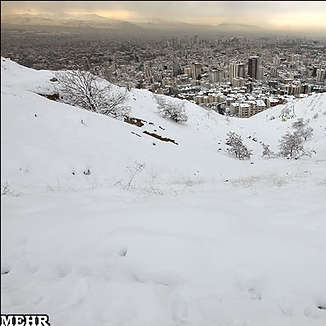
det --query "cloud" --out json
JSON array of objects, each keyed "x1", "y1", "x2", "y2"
[{"x1": 2, "y1": 1, "x2": 326, "y2": 30}]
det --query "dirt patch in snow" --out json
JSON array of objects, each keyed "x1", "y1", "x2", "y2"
[
  {"x1": 37, "y1": 93, "x2": 60, "y2": 101},
  {"x1": 143, "y1": 131, "x2": 178, "y2": 145},
  {"x1": 124, "y1": 116, "x2": 146, "y2": 127}
]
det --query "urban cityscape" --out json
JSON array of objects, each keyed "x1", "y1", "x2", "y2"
[{"x1": 2, "y1": 25, "x2": 326, "y2": 118}]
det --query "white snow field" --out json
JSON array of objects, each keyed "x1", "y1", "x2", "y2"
[{"x1": 1, "y1": 57, "x2": 326, "y2": 326}]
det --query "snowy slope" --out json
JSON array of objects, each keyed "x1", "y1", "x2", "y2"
[
  {"x1": 1, "y1": 58, "x2": 326, "y2": 326},
  {"x1": 2, "y1": 57, "x2": 326, "y2": 194}
]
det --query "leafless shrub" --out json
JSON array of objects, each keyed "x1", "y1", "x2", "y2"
[
  {"x1": 1, "y1": 182, "x2": 10, "y2": 196},
  {"x1": 279, "y1": 104, "x2": 295, "y2": 120},
  {"x1": 292, "y1": 118, "x2": 313, "y2": 141},
  {"x1": 279, "y1": 131, "x2": 305, "y2": 159},
  {"x1": 125, "y1": 162, "x2": 145, "y2": 189},
  {"x1": 292, "y1": 118, "x2": 305, "y2": 130},
  {"x1": 226, "y1": 131, "x2": 252, "y2": 160},
  {"x1": 261, "y1": 143, "x2": 275, "y2": 158},
  {"x1": 114, "y1": 162, "x2": 146, "y2": 191},
  {"x1": 55, "y1": 69, "x2": 130, "y2": 119},
  {"x1": 301, "y1": 126, "x2": 314, "y2": 141},
  {"x1": 1, "y1": 182, "x2": 20, "y2": 197},
  {"x1": 155, "y1": 96, "x2": 188, "y2": 123}
]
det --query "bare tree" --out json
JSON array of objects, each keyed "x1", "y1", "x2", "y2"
[
  {"x1": 226, "y1": 131, "x2": 252, "y2": 160},
  {"x1": 126, "y1": 162, "x2": 145, "y2": 190},
  {"x1": 155, "y1": 95, "x2": 188, "y2": 123},
  {"x1": 261, "y1": 143, "x2": 274, "y2": 158},
  {"x1": 114, "y1": 161, "x2": 145, "y2": 190},
  {"x1": 279, "y1": 103, "x2": 295, "y2": 120},
  {"x1": 292, "y1": 118, "x2": 305, "y2": 130},
  {"x1": 279, "y1": 131, "x2": 305, "y2": 159},
  {"x1": 279, "y1": 106, "x2": 291, "y2": 120},
  {"x1": 299, "y1": 126, "x2": 313, "y2": 141},
  {"x1": 292, "y1": 118, "x2": 313, "y2": 141},
  {"x1": 1, "y1": 182, "x2": 10, "y2": 196},
  {"x1": 55, "y1": 69, "x2": 130, "y2": 119}
]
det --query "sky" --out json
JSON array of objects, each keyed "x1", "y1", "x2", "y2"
[{"x1": 2, "y1": 1, "x2": 326, "y2": 32}]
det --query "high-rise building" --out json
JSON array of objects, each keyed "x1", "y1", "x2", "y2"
[
  {"x1": 192, "y1": 63, "x2": 202, "y2": 80},
  {"x1": 184, "y1": 66, "x2": 192, "y2": 78},
  {"x1": 172, "y1": 63, "x2": 182, "y2": 77},
  {"x1": 229, "y1": 63, "x2": 245, "y2": 80},
  {"x1": 229, "y1": 62, "x2": 238, "y2": 80},
  {"x1": 257, "y1": 66, "x2": 264, "y2": 80},
  {"x1": 248, "y1": 56, "x2": 261, "y2": 80},
  {"x1": 271, "y1": 66, "x2": 278, "y2": 77},
  {"x1": 144, "y1": 62, "x2": 152, "y2": 80},
  {"x1": 316, "y1": 69, "x2": 325, "y2": 82},
  {"x1": 208, "y1": 70, "x2": 219, "y2": 83},
  {"x1": 273, "y1": 56, "x2": 280, "y2": 66},
  {"x1": 312, "y1": 66, "x2": 318, "y2": 77},
  {"x1": 208, "y1": 69, "x2": 224, "y2": 83},
  {"x1": 237, "y1": 63, "x2": 245, "y2": 78}
]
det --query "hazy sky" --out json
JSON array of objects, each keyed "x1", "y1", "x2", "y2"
[{"x1": 2, "y1": 1, "x2": 326, "y2": 31}]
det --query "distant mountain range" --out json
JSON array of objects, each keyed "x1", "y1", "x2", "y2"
[
  {"x1": 2, "y1": 13, "x2": 142, "y2": 29},
  {"x1": 1, "y1": 13, "x2": 268, "y2": 36},
  {"x1": 3, "y1": 13, "x2": 323, "y2": 38}
]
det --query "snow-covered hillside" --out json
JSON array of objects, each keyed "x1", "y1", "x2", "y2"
[{"x1": 1, "y1": 58, "x2": 326, "y2": 326}]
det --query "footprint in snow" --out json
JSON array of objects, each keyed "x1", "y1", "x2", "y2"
[
  {"x1": 1, "y1": 264, "x2": 11, "y2": 275},
  {"x1": 119, "y1": 247, "x2": 128, "y2": 257}
]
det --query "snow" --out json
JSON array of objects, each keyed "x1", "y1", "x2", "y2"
[{"x1": 1, "y1": 57, "x2": 326, "y2": 325}]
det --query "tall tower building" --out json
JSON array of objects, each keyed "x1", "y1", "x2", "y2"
[
  {"x1": 208, "y1": 69, "x2": 223, "y2": 83},
  {"x1": 172, "y1": 62, "x2": 182, "y2": 77},
  {"x1": 316, "y1": 69, "x2": 325, "y2": 82},
  {"x1": 229, "y1": 62, "x2": 238, "y2": 80},
  {"x1": 229, "y1": 63, "x2": 245, "y2": 80},
  {"x1": 273, "y1": 55, "x2": 280, "y2": 66},
  {"x1": 237, "y1": 63, "x2": 245, "y2": 78},
  {"x1": 144, "y1": 62, "x2": 152, "y2": 80},
  {"x1": 257, "y1": 66, "x2": 264, "y2": 80},
  {"x1": 271, "y1": 66, "x2": 278, "y2": 77},
  {"x1": 248, "y1": 56, "x2": 261, "y2": 80},
  {"x1": 192, "y1": 63, "x2": 202, "y2": 80},
  {"x1": 184, "y1": 66, "x2": 192, "y2": 78}
]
